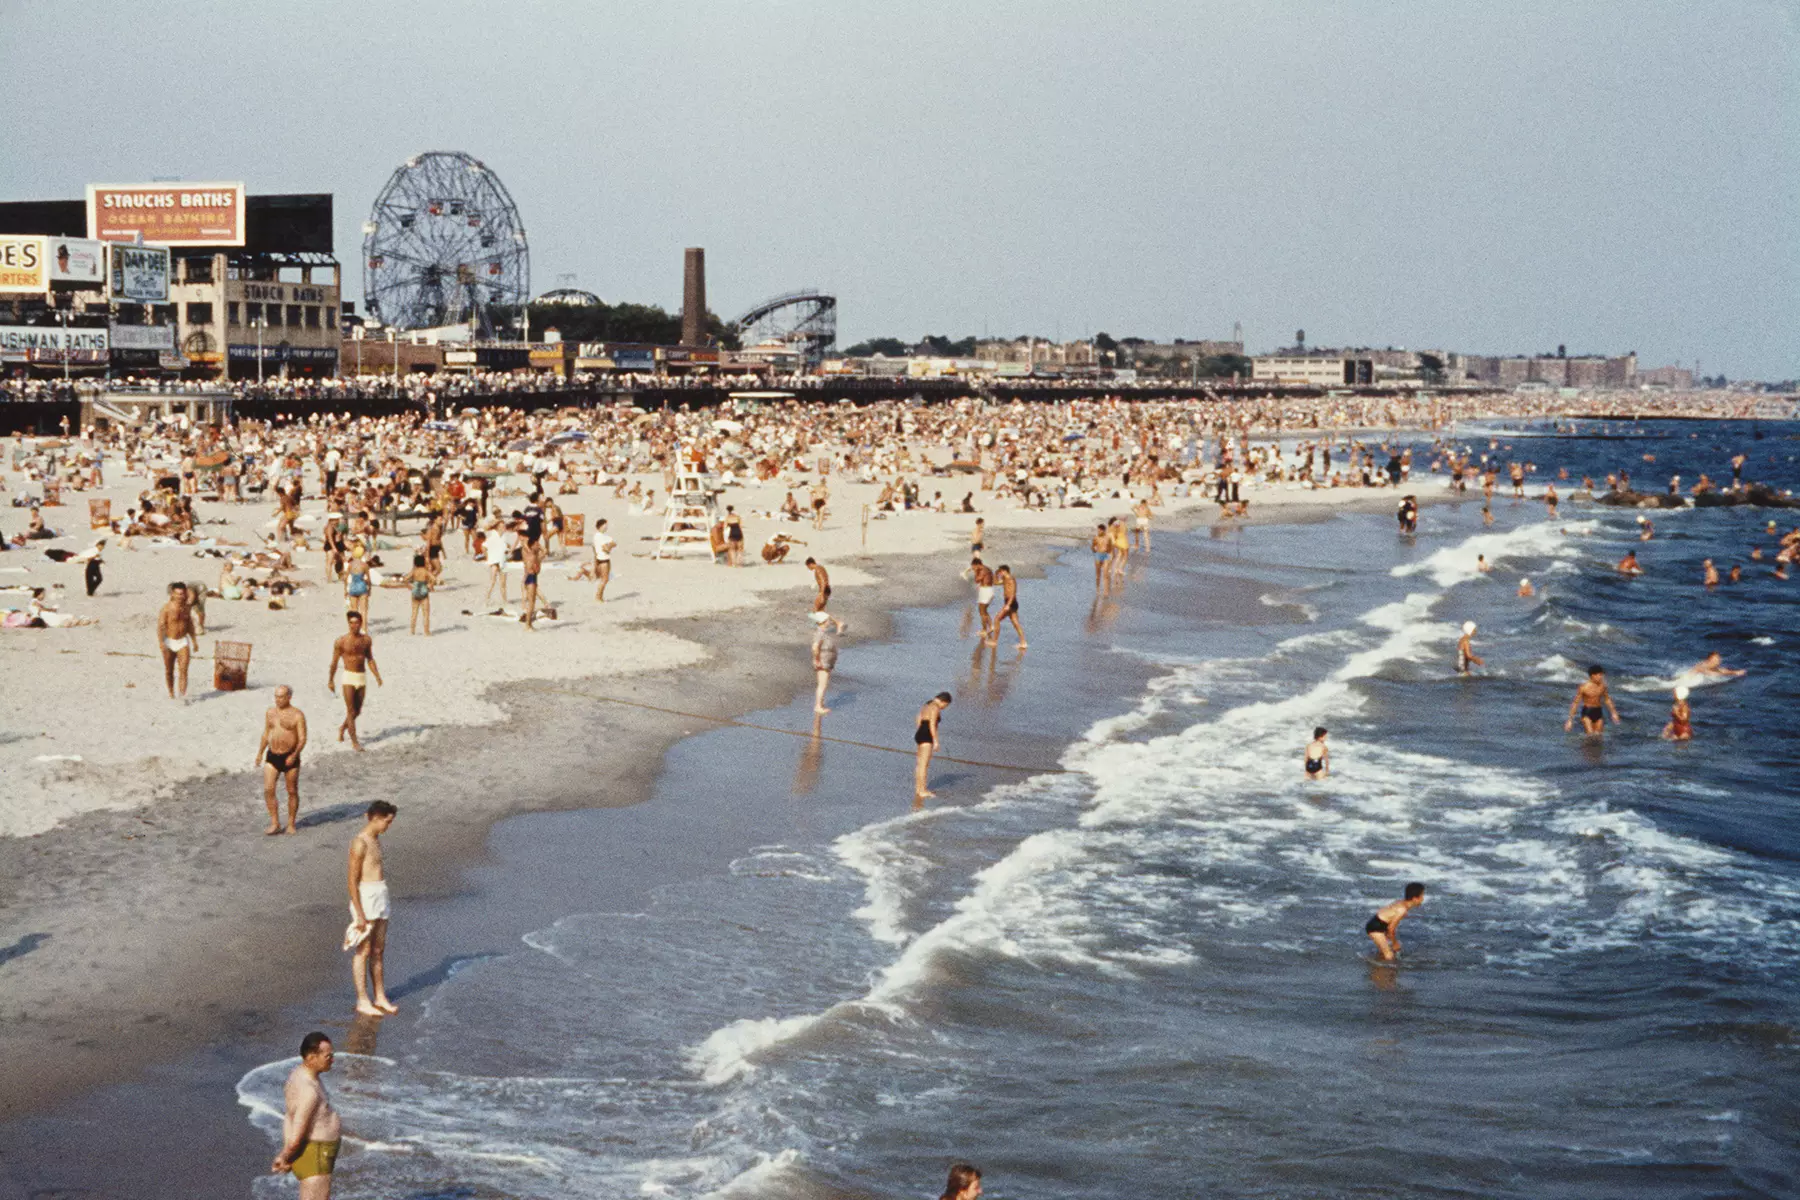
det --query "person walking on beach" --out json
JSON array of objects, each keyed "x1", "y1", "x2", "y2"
[
  {"x1": 256, "y1": 685, "x2": 308, "y2": 835},
  {"x1": 156, "y1": 581, "x2": 197, "y2": 699},
  {"x1": 994, "y1": 564, "x2": 1027, "y2": 648},
  {"x1": 970, "y1": 557, "x2": 996, "y2": 641},
  {"x1": 1662, "y1": 685, "x2": 1693, "y2": 741},
  {"x1": 806, "y1": 556, "x2": 831, "y2": 612},
  {"x1": 521, "y1": 536, "x2": 544, "y2": 630},
  {"x1": 483, "y1": 521, "x2": 510, "y2": 603},
  {"x1": 1091, "y1": 523, "x2": 1111, "y2": 589},
  {"x1": 405, "y1": 552, "x2": 433, "y2": 635},
  {"x1": 347, "y1": 800, "x2": 399, "y2": 1017},
  {"x1": 939, "y1": 1163, "x2": 982, "y2": 1200},
  {"x1": 1133, "y1": 498, "x2": 1153, "y2": 549},
  {"x1": 344, "y1": 550, "x2": 372, "y2": 622},
  {"x1": 969, "y1": 517, "x2": 986, "y2": 559},
  {"x1": 1456, "y1": 621, "x2": 1483, "y2": 676},
  {"x1": 1365, "y1": 882, "x2": 1426, "y2": 962},
  {"x1": 1565, "y1": 665, "x2": 1620, "y2": 736},
  {"x1": 811, "y1": 611, "x2": 839, "y2": 714},
  {"x1": 271, "y1": 1031, "x2": 341, "y2": 1197},
  {"x1": 1304, "y1": 727, "x2": 1330, "y2": 778},
  {"x1": 328, "y1": 611, "x2": 382, "y2": 751},
  {"x1": 914, "y1": 692, "x2": 952, "y2": 804},
  {"x1": 591, "y1": 517, "x2": 615, "y2": 602}
]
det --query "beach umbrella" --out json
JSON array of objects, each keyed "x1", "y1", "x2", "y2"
[
  {"x1": 948, "y1": 460, "x2": 981, "y2": 474},
  {"x1": 1062, "y1": 431, "x2": 1084, "y2": 442},
  {"x1": 423, "y1": 421, "x2": 457, "y2": 431},
  {"x1": 459, "y1": 406, "x2": 481, "y2": 415},
  {"x1": 712, "y1": 419, "x2": 745, "y2": 433}
]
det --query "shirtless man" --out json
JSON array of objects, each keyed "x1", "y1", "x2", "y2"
[
  {"x1": 969, "y1": 517, "x2": 986, "y2": 559},
  {"x1": 809, "y1": 480, "x2": 829, "y2": 530},
  {"x1": 1090, "y1": 523, "x2": 1111, "y2": 589},
  {"x1": 970, "y1": 557, "x2": 997, "y2": 641},
  {"x1": 347, "y1": 800, "x2": 399, "y2": 1017},
  {"x1": 994, "y1": 564, "x2": 1027, "y2": 648},
  {"x1": 1133, "y1": 498, "x2": 1153, "y2": 549},
  {"x1": 913, "y1": 692, "x2": 952, "y2": 805},
  {"x1": 1365, "y1": 882, "x2": 1426, "y2": 962},
  {"x1": 156, "y1": 581, "x2": 198, "y2": 699},
  {"x1": 1687, "y1": 652, "x2": 1746, "y2": 679},
  {"x1": 327, "y1": 611, "x2": 383, "y2": 751},
  {"x1": 1617, "y1": 550, "x2": 1643, "y2": 575},
  {"x1": 810, "y1": 611, "x2": 839, "y2": 714},
  {"x1": 520, "y1": 537, "x2": 544, "y2": 630},
  {"x1": 1456, "y1": 621, "x2": 1483, "y2": 676},
  {"x1": 256, "y1": 685, "x2": 308, "y2": 835},
  {"x1": 591, "y1": 518, "x2": 615, "y2": 601},
  {"x1": 271, "y1": 1031, "x2": 342, "y2": 1197},
  {"x1": 1565, "y1": 665, "x2": 1621, "y2": 735},
  {"x1": 1304, "y1": 726, "x2": 1330, "y2": 779},
  {"x1": 1702, "y1": 559, "x2": 1720, "y2": 589},
  {"x1": 805, "y1": 556, "x2": 831, "y2": 612},
  {"x1": 1661, "y1": 685, "x2": 1693, "y2": 741}
]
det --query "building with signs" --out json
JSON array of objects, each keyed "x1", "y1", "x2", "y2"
[
  {"x1": 0, "y1": 189, "x2": 338, "y2": 380},
  {"x1": 0, "y1": 230, "x2": 132, "y2": 377}
]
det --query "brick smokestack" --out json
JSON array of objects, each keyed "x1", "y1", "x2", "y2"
[{"x1": 681, "y1": 247, "x2": 706, "y2": 346}]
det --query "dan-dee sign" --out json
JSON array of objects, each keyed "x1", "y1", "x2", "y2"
[
  {"x1": 109, "y1": 243, "x2": 171, "y2": 302},
  {"x1": 87, "y1": 182, "x2": 245, "y2": 246}
]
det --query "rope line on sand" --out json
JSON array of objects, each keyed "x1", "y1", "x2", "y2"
[{"x1": 526, "y1": 683, "x2": 1078, "y2": 776}]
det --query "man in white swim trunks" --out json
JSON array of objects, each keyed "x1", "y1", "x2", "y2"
[
  {"x1": 327, "y1": 611, "x2": 383, "y2": 751},
  {"x1": 156, "y1": 581, "x2": 198, "y2": 699},
  {"x1": 347, "y1": 800, "x2": 399, "y2": 1017}
]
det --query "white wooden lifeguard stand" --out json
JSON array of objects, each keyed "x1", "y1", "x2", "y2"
[{"x1": 653, "y1": 472, "x2": 719, "y2": 559}]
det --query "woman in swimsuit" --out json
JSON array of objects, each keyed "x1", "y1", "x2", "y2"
[
  {"x1": 1303, "y1": 726, "x2": 1329, "y2": 778},
  {"x1": 345, "y1": 554, "x2": 372, "y2": 621},
  {"x1": 725, "y1": 505, "x2": 745, "y2": 567},
  {"x1": 913, "y1": 692, "x2": 953, "y2": 806},
  {"x1": 406, "y1": 552, "x2": 433, "y2": 636},
  {"x1": 1661, "y1": 685, "x2": 1692, "y2": 741}
]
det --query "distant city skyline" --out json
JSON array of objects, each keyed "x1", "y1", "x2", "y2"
[{"x1": 1, "y1": 1, "x2": 1794, "y2": 378}]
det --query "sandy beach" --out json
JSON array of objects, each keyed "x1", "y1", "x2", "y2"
[{"x1": 0, "y1": 430, "x2": 1432, "y2": 1123}]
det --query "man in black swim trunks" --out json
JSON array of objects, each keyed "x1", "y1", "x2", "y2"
[
  {"x1": 993, "y1": 564, "x2": 1027, "y2": 649},
  {"x1": 1564, "y1": 664, "x2": 1619, "y2": 735},
  {"x1": 1365, "y1": 882, "x2": 1425, "y2": 962},
  {"x1": 256, "y1": 685, "x2": 308, "y2": 835}
]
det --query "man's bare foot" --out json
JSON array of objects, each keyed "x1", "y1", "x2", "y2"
[
  {"x1": 338, "y1": 727, "x2": 347, "y2": 742},
  {"x1": 265, "y1": 825, "x2": 283, "y2": 836},
  {"x1": 354, "y1": 1002, "x2": 385, "y2": 1017},
  {"x1": 915, "y1": 790, "x2": 936, "y2": 800},
  {"x1": 375, "y1": 999, "x2": 399, "y2": 1014},
  {"x1": 284, "y1": 825, "x2": 298, "y2": 835},
  {"x1": 1016, "y1": 641, "x2": 1028, "y2": 649},
  {"x1": 814, "y1": 705, "x2": 831, "y2": 715}
]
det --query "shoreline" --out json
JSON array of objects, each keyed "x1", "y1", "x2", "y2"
[{"x1": 0, "y1": 457, "x2": 1445, "y2": 1130}]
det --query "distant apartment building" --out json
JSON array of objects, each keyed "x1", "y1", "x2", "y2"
[
  {"x1": 972, "y1": 338, "x2": 1101, "y2": 368},
  {"x1": 1251, "y1": 356, "x2": 1375, "y2": 386},
  {"x1": 1637, "y1": 365, "x2": 1694, "y2": 389},
  {"x1": 1460, "y1": 353, "x2": 1636, "y2": 388}
]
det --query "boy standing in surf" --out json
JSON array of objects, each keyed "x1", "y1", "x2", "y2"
[
  {"x1": 1365, "y1": 882, "x2": 1425, "y2": 962},
  {"x1": 1565, "y1": 665, "x2": 1620, "y2": 735},
  {"x1": 1456, "y1": 622, "x2": 1483, "y2": 676}
]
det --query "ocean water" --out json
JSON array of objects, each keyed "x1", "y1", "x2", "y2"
[{"x1": 238, "y1": 419, "x2": 1800, "y2": 1198}]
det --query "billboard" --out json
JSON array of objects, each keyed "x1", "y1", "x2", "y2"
[
  {"x1": 109, "y1": 324, "x2": 176, "y2": 351},
  {"x1": 109, "y1": 243, "x2": 170, "y2": 302},
  {"x1": 48, "y1": 236, "x2": 106, "y2": 286},
  {"x1": 86, "y1": 182, "x2": 246, "y2": 246},
  {"x1": 0, "y1": 236, "x2": 45, "y2": 292}
]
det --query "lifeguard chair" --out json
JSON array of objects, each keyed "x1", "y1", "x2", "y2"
[{"x1": 653, "y1": 473, "x2": 719, "y2": 559}]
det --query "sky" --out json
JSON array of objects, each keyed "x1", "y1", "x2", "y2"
[{"x1": 2, "y1": 0, "x2": 1795, "y2": 378}]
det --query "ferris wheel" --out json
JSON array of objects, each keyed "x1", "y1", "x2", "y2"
[{"x1": 361, "y1": 151, "x2": 529, "y2": 336}]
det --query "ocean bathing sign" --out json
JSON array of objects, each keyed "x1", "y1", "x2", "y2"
[{"x1": 86, "y1": 182, "x2": 246, "y2": 246}]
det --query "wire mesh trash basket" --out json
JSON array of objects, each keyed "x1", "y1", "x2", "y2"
[{"x1": 214, "y1": 641, "x2": 252, "y2": 692}]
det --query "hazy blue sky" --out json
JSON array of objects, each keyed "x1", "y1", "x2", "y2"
[{"x1": 3, "y1": 1, "x2": 1794, "y2": 376}]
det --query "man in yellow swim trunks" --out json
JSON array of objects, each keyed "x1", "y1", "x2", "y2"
[{"x1": 272, "y1": 1031, "x2": 342, "y2": 1197}]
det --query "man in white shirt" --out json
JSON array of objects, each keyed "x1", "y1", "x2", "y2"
[{"x1": 592, "y1": 518, "x2": 616, "y2": 601}]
